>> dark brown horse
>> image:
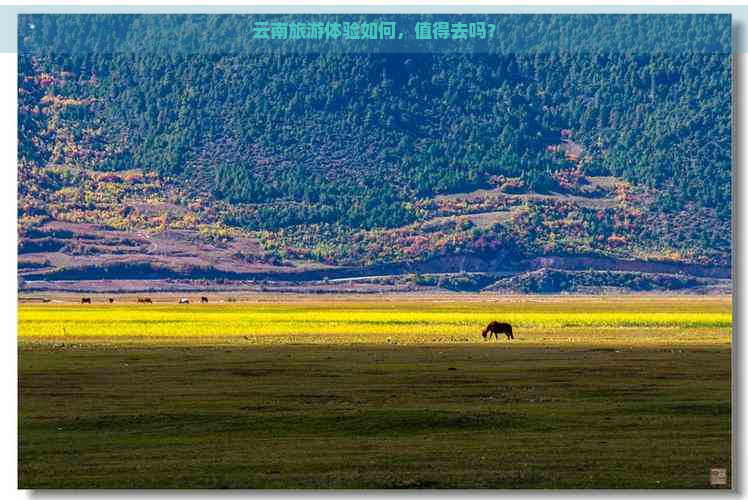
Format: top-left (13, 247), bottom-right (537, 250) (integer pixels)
top-left (81, 297), bottom-right (91, 304)
top-left (201, 296), bottom-right (209, 304)
top-left (482, 321), bottom-right (513, 341)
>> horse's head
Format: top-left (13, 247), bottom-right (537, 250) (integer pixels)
top-left (481, 328), bottom-right (488, 339)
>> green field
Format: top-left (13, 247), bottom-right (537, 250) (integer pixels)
top-left (18, 295), bottom-right (732, 488)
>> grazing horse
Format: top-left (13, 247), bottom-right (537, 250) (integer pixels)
top-left (108, 298), bottom-right (114, 304)
top-left (178, 298), bottom-right (190, 304)
top-left (482, 321), bottom-right (514, 341)
top-left (137, 297), bottom-right (152, 304)
top-left (201, 296), bottom-right (208, 304)
top-left (81, 297), bottom-right (91, 304)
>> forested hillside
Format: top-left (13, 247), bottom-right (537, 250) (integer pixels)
top-left (17, 15), bottom-right (732, 293)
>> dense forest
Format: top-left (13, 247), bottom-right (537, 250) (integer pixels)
top-left (17, 15), bottom-right (732, 291)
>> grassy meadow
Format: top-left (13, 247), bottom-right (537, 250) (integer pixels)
top-left (18, 295), bottom-right (732, 488)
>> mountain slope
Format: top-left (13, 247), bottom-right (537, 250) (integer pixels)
top-left (17, 15), bottom-right (732, 293)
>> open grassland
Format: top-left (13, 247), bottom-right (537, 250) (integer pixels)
top-left (18, 295), bottom-right (732, 488)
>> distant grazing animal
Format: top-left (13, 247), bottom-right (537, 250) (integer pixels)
top-left (179, 298), bottom-right (190, 304)
top-left (482, 321), bottom-right (514, 341)
top-left (137, 297), bottom-right (152, 304)
top-left (81, 297), bottom-right (91, 304)
top-left (201, 296), bottom-right (208, 304)
top-left (108, 298), bottom-right (114, 304)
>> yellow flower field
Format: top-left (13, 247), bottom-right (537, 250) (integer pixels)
top-left (17, 296), bottom-right (733, 346)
